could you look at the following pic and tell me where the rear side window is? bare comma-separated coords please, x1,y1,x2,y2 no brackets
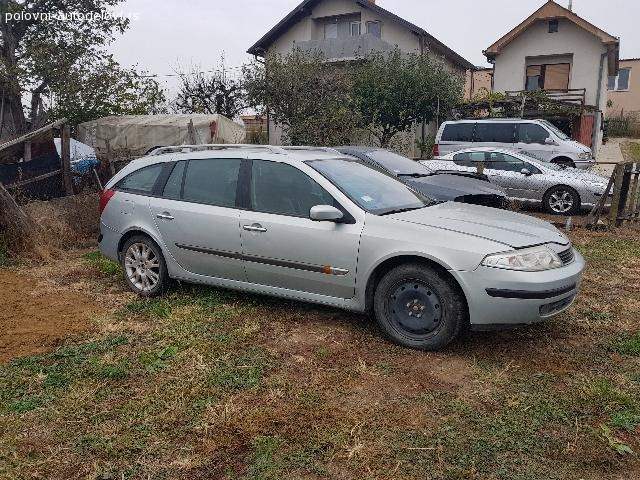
517,124,550,144
182,159,241,207
453,151,486,167
162,161,186,199
116,163,163,194
441,123,475,142
250,160,334,217
475,123,516,143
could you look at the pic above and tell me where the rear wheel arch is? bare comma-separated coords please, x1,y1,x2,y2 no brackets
364,255,468,318
117,229,163,257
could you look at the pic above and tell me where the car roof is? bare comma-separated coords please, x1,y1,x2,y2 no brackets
442,118,541,124
439,146,546,165
334,146,381,153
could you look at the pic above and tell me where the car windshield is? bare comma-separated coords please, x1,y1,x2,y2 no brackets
366,150,427,176
308,158,432,215
540,120,570,140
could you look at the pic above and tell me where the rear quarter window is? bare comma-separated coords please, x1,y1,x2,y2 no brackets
441,123,475,142
116,163,164,194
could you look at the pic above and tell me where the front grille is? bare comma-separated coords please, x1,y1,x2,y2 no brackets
558,248,575,265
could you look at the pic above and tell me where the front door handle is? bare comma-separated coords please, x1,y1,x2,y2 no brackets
157,212,174,220
243,223,267,233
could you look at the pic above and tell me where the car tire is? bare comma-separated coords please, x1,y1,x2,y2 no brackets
120,235,169,297
543,185,581,215
373,263,466,351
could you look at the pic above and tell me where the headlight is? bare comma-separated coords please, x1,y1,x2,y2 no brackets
577,152,592,160
581,179,607,190
481,245,562,271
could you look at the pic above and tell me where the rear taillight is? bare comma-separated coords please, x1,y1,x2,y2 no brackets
99,189,115,215
432,143,440,157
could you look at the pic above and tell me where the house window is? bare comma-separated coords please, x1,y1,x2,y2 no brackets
366,21,381,38
548,19,559,33
608,68,631,91
526,63,570,91
324,22,338,39
350,21,361,36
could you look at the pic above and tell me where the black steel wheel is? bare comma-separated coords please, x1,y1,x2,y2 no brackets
373,263,466,350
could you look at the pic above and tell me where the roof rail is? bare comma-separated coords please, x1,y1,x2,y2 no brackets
280,146,341,154
148,144,287,156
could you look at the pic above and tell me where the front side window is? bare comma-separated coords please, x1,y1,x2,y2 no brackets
608,68,631,91
485,152,525,172
517,123,550,144
475,123,515,143
182,158,241,207
250,160,334,218
309,159,430,215
453,151,486,167
366,21,381,38
441,123,475,142
117,163,163,194
350,21,361,36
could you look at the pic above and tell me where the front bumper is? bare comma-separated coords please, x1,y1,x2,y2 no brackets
452,248,585,326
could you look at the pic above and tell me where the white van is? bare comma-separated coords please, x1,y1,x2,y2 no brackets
434,119,594,170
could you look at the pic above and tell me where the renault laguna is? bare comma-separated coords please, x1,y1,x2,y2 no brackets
99,145,584,350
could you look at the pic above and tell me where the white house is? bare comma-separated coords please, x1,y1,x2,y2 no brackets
483,0,620,154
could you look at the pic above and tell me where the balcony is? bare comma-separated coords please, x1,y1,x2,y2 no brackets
295,34,395,62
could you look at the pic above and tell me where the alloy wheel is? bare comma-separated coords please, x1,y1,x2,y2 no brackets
548,189,574,214
124,242,161,292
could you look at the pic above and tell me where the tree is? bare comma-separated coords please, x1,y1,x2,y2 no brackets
352,49,464,147
48,56,167,127
0,0,130,134
173,58,246,118
244,49,359,146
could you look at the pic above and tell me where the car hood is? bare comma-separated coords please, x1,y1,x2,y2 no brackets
401,174,506,201
567,139,592,154
387,202,569,248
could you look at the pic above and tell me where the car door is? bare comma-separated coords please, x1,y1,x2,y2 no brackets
514,123,555,161
149,157,246,281
483,152,541,199
240,159,362,299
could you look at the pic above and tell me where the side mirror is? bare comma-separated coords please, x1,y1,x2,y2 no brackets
521,167,532,176
310,205,344,222
544,137,557,146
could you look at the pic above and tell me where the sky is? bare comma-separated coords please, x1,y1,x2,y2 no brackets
108,0,640,93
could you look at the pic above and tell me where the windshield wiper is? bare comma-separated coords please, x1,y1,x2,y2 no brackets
378,206,427,216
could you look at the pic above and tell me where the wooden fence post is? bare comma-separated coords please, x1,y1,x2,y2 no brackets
61,123,73,195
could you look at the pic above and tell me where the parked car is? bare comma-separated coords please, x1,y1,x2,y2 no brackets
425,147,610,215
99,145,584,351
434,119,595,169
335,146,508,209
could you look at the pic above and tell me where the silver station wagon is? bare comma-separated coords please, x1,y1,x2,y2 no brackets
99,145,585,350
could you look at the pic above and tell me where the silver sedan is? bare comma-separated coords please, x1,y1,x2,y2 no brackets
424,147,610,215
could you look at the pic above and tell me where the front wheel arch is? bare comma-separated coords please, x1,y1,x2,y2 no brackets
364,255,468,319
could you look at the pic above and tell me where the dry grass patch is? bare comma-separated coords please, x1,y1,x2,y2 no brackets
1,228,640,479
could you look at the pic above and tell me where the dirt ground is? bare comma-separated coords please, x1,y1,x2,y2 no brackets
0,268,102,363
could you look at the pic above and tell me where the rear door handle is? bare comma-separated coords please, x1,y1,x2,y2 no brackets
243,223,267,233
157,212,174,220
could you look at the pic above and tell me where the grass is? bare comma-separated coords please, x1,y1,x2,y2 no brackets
1,230,640,479
83,250,121,275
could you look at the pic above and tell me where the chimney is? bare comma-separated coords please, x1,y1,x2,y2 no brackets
568,0,573,11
